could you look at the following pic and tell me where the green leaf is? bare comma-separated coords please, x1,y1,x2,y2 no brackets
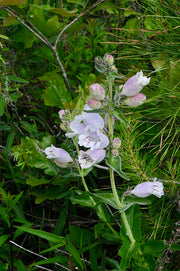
0,0,26,4
0,95,5,117
26,176,51,187
31,4,78,17
0,261,8,271
6,75,29,83
113,108,130,126
141,240,167,257
69,191,95,208
106,156,129,180
15,226,66,245
66,242,83,269
67,0,84,5
118,205,142,270
54,201,68,236
20,120,38,135
0,206,10,226
40,72,71,107
5,131,15,153
171,243,180,251
94,192,119,209
0,235,10,247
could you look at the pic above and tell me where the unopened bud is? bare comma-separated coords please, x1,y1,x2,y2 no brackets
103,53,114,66
112,149,119,156
109,65,117,73
112,138,121,149
123,93,146,107
87,99,101,109
60,122,70,132
90,83,105,101
58,109,65,120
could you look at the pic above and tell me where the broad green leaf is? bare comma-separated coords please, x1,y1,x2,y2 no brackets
106,156,130,180
141,240,167,257
0,235,10,247
0,0,26,4
118,239,138,271
15,226,66,245
6,131,15,153
69,191,95,208
31,4,78,17
26,176,51,186
0,95,5,116
66,242,83,269
6,75,29,83
40,73,71,107
171,243,180,251
94,192,119,209
113,108,130,126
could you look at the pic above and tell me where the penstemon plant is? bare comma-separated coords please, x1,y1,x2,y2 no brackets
43,54,165,270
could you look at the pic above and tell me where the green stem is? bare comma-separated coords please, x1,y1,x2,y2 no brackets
76,144,120,239
108,74,135,244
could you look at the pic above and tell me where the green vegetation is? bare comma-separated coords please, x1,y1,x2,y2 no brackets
0,0,179,270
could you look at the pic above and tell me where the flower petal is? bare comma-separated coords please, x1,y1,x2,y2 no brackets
45,145,73,163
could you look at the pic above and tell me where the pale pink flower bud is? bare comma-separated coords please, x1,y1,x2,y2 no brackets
103,53,114,66
58,109,66,120
90,83,105,101
112,149,119,156
121,71,150,96
87,99,101,109
60,122,70,132
128,181,164,198
112,138,121,149
123,93,146,107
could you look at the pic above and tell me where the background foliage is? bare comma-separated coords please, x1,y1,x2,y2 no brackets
0,0,180,270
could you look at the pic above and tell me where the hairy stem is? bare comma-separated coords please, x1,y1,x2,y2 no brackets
108,74,135,244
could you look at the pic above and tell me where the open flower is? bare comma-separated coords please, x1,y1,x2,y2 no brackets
121,71,150,97
44,145,73,165
66,105,105,139
78,126,109,150
78,149,106,169
128,181,164,198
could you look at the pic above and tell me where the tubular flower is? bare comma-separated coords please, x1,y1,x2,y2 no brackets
129,181,164,198
121,71,150,97
44,145,73,165
78,126,109,150
78,149,106,169
123,93,146,107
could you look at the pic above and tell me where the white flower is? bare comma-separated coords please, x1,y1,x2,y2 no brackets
121,71,150,97
78,149,106,169
44,145,73,165
78,126,109,150
129,181,164,198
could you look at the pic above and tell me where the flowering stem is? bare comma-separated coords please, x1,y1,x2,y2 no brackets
75,143,120,239
108,74,135,244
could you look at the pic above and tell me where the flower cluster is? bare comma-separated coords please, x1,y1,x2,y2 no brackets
66,104,109,169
